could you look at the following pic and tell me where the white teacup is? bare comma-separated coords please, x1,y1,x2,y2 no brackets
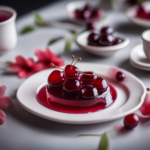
0,6,17,53
141,29,150,61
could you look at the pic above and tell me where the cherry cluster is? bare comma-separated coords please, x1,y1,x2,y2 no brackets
135,5,150,20
73,4,101,21
87,26,123,46
48,56,108,100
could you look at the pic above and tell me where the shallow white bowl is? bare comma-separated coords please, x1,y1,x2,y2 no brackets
76,31,130,57
17,63,146,124
126,1,150,27
66,1,106,24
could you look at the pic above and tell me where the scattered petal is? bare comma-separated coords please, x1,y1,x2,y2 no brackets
0,96,12,109
0,110,6,125
0,85,7,98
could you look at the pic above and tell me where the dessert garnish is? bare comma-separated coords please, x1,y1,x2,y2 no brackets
87,26,124,46
116,71,126,81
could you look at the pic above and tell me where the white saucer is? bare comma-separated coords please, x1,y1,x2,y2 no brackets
126,1,150,27
76,31,130,57
16,63,146,124
66,1,106,25
130,43,150,71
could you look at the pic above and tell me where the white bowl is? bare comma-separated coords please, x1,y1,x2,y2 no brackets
66,1,106,24
126,1,150,27
76,30,130,57
17,63,146,124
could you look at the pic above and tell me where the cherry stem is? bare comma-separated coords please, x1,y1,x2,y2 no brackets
80,72,101,78
74,57,81,66
71,55,75,65
50,63,64,70
147,88,150,91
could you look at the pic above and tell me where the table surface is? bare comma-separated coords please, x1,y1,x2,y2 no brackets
0,0,150,150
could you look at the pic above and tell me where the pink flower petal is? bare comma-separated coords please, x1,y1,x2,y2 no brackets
26,58,34,67
34,63,45,72
0,96,12,109
0,110,6,125
35,49,46,62
9,62,22,72
18,70,29,78
0,85,7,98
16,55,27,67
45,48,57,59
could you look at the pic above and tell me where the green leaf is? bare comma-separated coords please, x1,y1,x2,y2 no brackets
99,132,109,150
65,38,73,52
33,11,43,26
48,37,64,45
20,26,38,34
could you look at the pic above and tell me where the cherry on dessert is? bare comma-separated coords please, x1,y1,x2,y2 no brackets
124,114,139,129
116,71,125,81
86,22,96,30
98,35,114,46
91,8,101,19
48,70,64,87
113,37,123,45
100,26,113,35
87,32,99,45
80,10,91,20
81,71,97,82
80,85,98,99
136,5,148,19
63,79,80,94
93,77,108,92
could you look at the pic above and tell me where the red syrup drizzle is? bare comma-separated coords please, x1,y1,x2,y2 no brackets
0,13,11,22
37,84,117,114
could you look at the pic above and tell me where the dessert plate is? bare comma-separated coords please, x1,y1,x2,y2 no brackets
130,43,150,71
17,63,146,124
126,1,150,27
66,1,106,25
76,31,130,57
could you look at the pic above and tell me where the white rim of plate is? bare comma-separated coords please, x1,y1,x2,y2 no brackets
17,63,146,124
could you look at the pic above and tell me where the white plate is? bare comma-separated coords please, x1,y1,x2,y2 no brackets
16,63,146,124
76,31,130,57
130,43,150,71
126,1,150,27
66,1,106,24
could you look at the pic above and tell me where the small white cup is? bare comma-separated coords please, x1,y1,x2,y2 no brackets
141,29,150,61
0,6,17,53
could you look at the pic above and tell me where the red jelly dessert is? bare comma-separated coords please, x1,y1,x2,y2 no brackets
73,4,102,22
37,55,117,114
87,26,124,46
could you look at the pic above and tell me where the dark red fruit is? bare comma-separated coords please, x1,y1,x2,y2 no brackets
113,37,123,45
86,22,96,30
124,114,139,129
63,80,80,94
98,35,114,46
64,65,79,79
80,85,98,99
80,10,91,20
48,70,64,87
100,26,113,35
136,5,148,19
87,32,99,45
91,8,101,19
93,77,108,92
116,71,125,81
73,9,82,19
83,4,92,11
81,71,97,82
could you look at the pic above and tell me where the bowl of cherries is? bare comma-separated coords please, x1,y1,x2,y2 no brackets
76,26,130,57
126,1,150,27
66,1,106,24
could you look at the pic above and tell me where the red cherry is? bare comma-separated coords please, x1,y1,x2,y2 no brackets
124,114,139,129
86,22,96,30
64,65,79,79
116,71,125,81
136,5,148,19
113,37,123,45
80,10,91,20
81,71,97,82
100,26,114,35
98,35,114,46
91,8,101,19
87,32,99,46
93,77,108,92
63,80,80,95
48,70,64,87
80,85,98,99
73,9,82,19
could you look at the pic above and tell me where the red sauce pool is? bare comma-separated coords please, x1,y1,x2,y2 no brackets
0,11,12,23
37,84,117,114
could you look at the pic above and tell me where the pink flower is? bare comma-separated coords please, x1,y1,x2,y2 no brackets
0,85,12,125
35,47,64,69
140,93,150,116
8,55,43,78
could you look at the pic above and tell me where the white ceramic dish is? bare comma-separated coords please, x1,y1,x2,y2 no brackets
17,63,146,124
66,1,106,24
76,30,130,57
130,43,150,71
126,1,150,27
